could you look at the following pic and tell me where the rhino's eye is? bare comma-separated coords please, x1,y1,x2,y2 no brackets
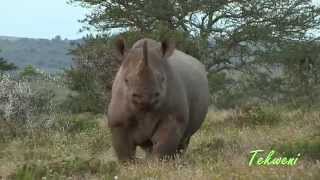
124,78,129,83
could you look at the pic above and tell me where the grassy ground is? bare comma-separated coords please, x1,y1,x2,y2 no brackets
0,106,319,179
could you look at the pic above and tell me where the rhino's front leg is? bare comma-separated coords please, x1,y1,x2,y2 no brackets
151,115,185,159
110,127,136,162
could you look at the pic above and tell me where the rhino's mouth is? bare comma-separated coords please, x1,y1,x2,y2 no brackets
133,99,160,112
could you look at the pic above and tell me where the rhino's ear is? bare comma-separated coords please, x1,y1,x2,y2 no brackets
115,37,127,61
161,39,175,59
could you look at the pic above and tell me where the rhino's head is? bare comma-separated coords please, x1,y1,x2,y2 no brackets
115,38,175,111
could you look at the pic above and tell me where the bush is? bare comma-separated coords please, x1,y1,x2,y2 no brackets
31,88,56,115
232,105,282,127
0,75,57,138
0,75,33,136
208,72,246,109
62,69,106,113
64,35,119,114
274,137,320,160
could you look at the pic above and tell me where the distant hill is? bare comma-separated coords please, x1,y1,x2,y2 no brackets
0,36,79,72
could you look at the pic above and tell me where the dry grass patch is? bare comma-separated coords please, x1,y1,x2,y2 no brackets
0,107,319,179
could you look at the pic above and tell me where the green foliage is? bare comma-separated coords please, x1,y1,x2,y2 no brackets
274,137,320,160
12,164,48,180
0,76,33,138
30,88,56,115
208,72,244,109
0,50,17,79
19,65,41,79
118,28,202,59
70,0,320,109
233,105,282,127
281,42,320,107
62,35,120,114
0,57,17,72
0,75,59,139
63,68,107,114
72,0,320,40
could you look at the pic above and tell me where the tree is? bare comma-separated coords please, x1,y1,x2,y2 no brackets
70,0,320,72
0,55,17,76
19,65,41,79
52,35,62,42
280,41,320,107
69,0,320,108
63,35,120,113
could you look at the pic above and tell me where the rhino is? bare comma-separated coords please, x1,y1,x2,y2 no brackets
107,38,209,162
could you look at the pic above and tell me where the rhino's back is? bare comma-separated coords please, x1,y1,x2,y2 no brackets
168,50,209,136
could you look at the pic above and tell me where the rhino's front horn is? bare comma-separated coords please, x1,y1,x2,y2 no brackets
143,40,148,66
137,40,150,74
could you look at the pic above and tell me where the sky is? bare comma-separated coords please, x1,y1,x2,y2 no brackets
0,0,319,40
0,0,88,40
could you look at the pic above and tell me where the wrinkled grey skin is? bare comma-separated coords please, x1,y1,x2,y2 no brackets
107,38,209,162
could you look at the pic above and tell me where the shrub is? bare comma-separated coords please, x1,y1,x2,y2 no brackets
64,35,119,114
0,75,33,137
232,105,282,127
274,137,320,160
0,75,57,138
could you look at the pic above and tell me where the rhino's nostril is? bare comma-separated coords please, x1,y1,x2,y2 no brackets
154,92,160,98
132,93,142,99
